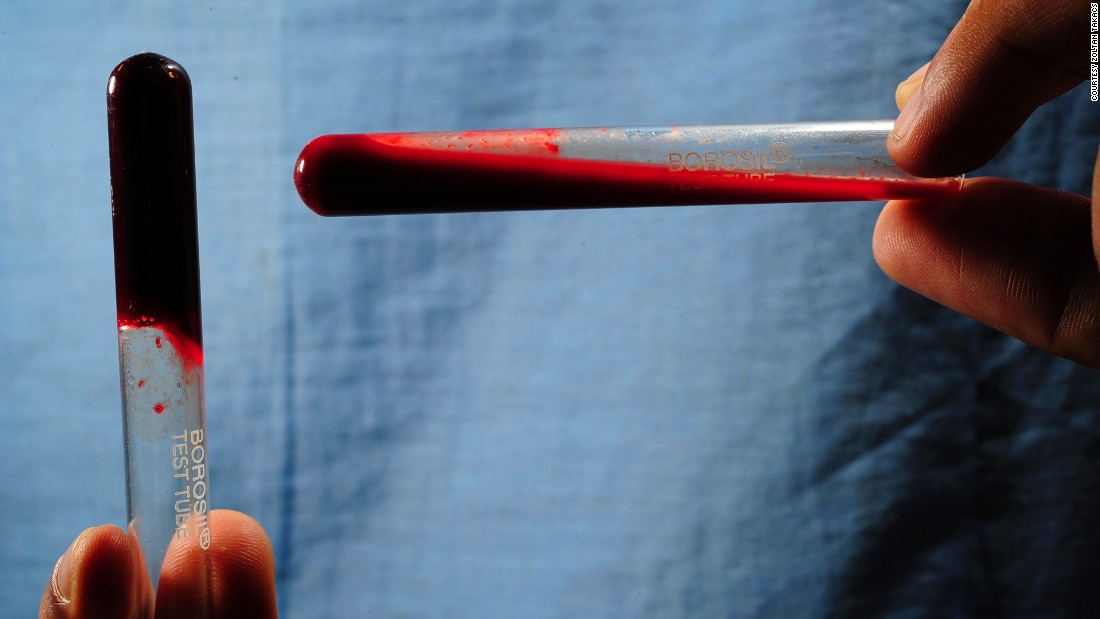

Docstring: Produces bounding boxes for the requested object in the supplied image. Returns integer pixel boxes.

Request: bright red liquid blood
[294,133,961,216]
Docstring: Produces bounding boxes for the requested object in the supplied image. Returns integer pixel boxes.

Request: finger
[40,525,142,619]
[873,177,1100,367]
[889,0,1088,177]
[157,510,278,619]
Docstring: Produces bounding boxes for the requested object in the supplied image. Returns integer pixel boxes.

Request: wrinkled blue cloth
[2,1,1099,617]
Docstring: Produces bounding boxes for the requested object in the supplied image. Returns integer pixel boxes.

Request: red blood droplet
[137,379,145,388]
[154,403,165,414]
[155,337,163,348]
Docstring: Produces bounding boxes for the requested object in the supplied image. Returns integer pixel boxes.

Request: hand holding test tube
[107,51,213,617]
[34,52,276,619]
[37,51,278,619]
[37,0,1099,614]
[290,0,1098,370]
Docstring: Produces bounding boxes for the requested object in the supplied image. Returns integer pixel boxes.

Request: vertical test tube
[108,52,212,614]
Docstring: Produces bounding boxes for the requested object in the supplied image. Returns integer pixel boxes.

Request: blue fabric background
[2,1,1099,617]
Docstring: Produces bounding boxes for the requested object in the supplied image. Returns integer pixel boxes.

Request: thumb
[888,0,1089,178]
[157,510,278,619]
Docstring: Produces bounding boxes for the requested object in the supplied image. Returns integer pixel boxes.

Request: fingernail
[53,529,90,603]
[893,83,923,142]
[893,63,929,141]
[895,65,927,109]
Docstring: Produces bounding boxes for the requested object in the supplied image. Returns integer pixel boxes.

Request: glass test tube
[294,121,962,216]
[108,52,212,615]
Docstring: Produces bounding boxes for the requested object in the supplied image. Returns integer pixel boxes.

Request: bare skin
[874,0,1100,367]
[40,510,277,619]
[38,1,1099,615]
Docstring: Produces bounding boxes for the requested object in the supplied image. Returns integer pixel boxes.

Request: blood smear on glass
[117,323,204,371]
